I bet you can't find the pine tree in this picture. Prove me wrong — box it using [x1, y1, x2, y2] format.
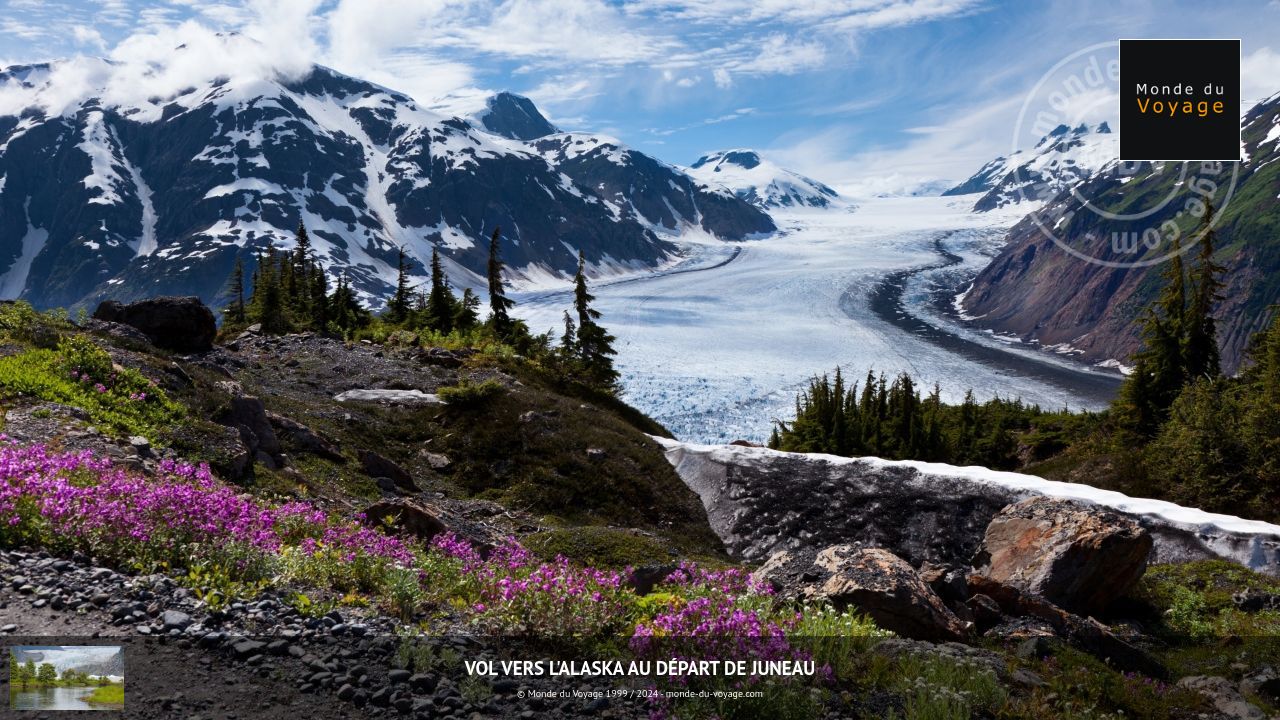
[289, 221, 312, 314]
[424, 248, 457, 333]
[255, 246, 291, 334]
[310, 262, 329, 332]
[387, 246, 413, 324]
[226, 256, 247, 323]
[572, 251, 619, 390]
[1184, 202, 1226, 381]
[486, 227, 515, 336]
[559, 309, 578, 360]
[1122, 237, 1189, 432]
[453, 288, 480, 332]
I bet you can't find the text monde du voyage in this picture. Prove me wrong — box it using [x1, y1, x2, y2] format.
[1134, 82, 1228, 118]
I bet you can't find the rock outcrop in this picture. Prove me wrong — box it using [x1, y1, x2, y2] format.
[974, 497, 1151, 615]
[658, 439, 1280, 576]
[755, 545, 969, 642]
[92, 297, 217, 353]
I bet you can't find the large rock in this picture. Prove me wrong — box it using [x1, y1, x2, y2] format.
[967, 574, 1166, 678]
[974, 497, 1152, 615]
[92, 296, 216, 353]
[1177, 676, 1268, 720]
[362, 499, 447, 542]
[225, 394, 280, 456]
[359, 449, 418, 493]
[756, 545, 969, 642]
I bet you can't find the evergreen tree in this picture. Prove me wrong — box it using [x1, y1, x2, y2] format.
[423, 248, 458, 333]
[486, 227, 515, 336]
[453, 288, 480, 332]
[226, 256, 247, 323]
[288, 221, 312, 313]
[1184, 202, 1226, 381]
[37, 663, 57, 685]
[310, 262, 329, 332]
[1122, 237, 1188, 433]
[559, 309, 578, 360]
[387, 246, 413, 324]
[255, 246, 291, 334]
[572, 251, 619, 390]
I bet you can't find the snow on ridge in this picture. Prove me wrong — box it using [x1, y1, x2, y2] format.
[657, 437, 1280, 556]
[78, 110, 128, 205]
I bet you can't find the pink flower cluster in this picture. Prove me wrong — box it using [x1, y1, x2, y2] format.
[0, 442, 413, 568]
[430, 532, 630, 636]
[661, 561, 774, 596]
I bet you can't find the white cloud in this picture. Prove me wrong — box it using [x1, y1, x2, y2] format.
[72, 25, 107, 52]
[1242, 46, 1280, 105]
[729, 34, 827, 75]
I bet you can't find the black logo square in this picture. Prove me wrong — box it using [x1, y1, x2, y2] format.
[1120, 39, 1240, 161]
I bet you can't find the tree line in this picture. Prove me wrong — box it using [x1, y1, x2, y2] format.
[222, 222, 618, 393]
[8, 656, 114, 689]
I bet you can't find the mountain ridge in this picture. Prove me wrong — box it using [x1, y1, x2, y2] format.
[0, 59, 774, 312]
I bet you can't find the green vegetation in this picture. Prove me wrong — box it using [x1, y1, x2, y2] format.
[7, 654, 121, 703]
[769, 367, 1086, 469]
[82, 682, 124, 706]
[221, 220, 621, 397]
[523, 526, 672, 567]
[0, 328, 184, 440]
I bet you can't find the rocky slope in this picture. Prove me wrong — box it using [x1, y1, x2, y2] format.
[658, 439, 1280, 574]
[0, 60, 772, 311]
[958, 96, 1280, 372]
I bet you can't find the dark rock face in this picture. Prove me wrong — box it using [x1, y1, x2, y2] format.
[477, 92, 558, 140]
[659, 440, 1280, 575]
[755, 545, 969, 642]
[92, 296, 216, 353]
[974, 497, 1152, 615]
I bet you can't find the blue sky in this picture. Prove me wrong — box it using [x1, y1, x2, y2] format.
[3, 0, 1279, 195]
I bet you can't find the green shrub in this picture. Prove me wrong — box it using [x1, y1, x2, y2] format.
[524, 527, 671, 567]
[437, 378, 505, 407]
[0, 337, 184, 440]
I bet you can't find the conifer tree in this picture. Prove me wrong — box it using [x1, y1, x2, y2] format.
[1185, 202, 1226, 381]
[572, 251, 618, 390]
[227, 256, 247, 323]
[255, 246, 291, 334]
[424, 248, 457, 333]
[486, 227, 514, 336]
[1122, 237, 1189, 432]
[559, 309, 578, 360]
[310, 263, 329, 332]
[387, 246, 413, 324]
[453, 288, 480, 332]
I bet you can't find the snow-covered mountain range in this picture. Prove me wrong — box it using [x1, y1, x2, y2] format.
[943, 122, 1116, 211]
[0, 59, 778, 310]
[687, 150, 842, 209]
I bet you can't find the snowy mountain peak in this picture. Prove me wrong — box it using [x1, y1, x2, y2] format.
[0, 60, 772, 311]
[476, 92, 558, 141]
[687, 149, 842, 210]
[944, 119, 1118, 211]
